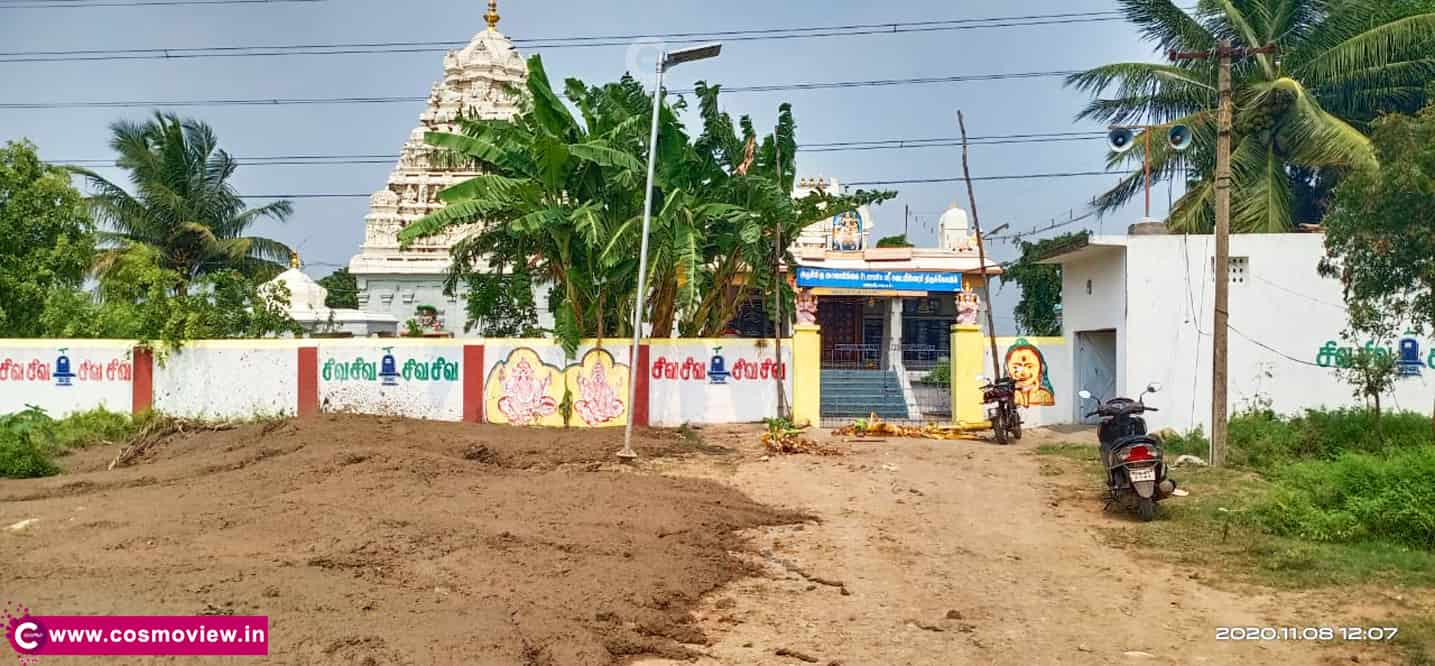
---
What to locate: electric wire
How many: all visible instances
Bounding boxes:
[52,130,1111,166]
[0,0,321,8]
[0,69,1086,110]
[0,9,1135,60]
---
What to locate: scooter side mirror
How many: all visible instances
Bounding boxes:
[1078,389,1093,400]
[977,375,990,385]
[1146,382,1162,394]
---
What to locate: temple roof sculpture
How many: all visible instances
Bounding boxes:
[349,0,526,277]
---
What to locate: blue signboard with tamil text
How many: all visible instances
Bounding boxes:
[795,267,963,293]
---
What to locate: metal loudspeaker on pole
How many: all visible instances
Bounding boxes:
[1104,123,1193,220]
[619,42,723,461]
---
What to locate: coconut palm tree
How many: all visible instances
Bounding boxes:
[1067,0,1435,232]
[75,112,294,293]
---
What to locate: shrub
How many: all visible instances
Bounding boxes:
[1161,408,1432,472]
[0,406,60,478]
[50,407,139,448]
[921,360,950,385]
[1253,446,1435,550]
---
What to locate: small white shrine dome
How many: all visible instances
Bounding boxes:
[265,254,329,311]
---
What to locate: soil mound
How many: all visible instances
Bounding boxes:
[0,415,804,664]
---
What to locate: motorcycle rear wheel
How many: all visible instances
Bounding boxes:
[1009,410,1023,441]
[1136,498,1157,522]
[992,409,1009,445]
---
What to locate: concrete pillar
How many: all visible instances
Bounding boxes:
[792,324,822,427]
[951,324,986,425]
[884,298,904,371]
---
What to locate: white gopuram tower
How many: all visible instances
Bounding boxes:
[348,1,548,334]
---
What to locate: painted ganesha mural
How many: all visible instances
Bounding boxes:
[484,347,630,427]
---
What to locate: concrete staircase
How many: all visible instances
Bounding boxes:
[820,369,910,420]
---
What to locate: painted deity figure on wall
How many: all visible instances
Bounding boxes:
[497,358,557,425]
[796,288,818,325]
[832,211,863,251]
[956,291,981,325]
[574,361,624,425]
[1005,338,1055,407]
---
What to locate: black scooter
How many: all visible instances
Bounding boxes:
[1078,383,1177,521]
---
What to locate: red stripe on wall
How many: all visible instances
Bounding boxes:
[463,345,484,423]
[634,344,651,427]
[131,346,154,415]
[297,347,319,418]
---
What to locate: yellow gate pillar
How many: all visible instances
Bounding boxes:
[792,324,822,428]
[951,324,986,425]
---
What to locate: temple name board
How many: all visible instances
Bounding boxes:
[795,267,963,293]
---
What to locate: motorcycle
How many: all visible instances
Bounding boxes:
[1078,383,1177,521]
[980,375,1022,445]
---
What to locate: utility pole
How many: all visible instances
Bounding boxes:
[957,111,1003,382]
[1170,40,1276,467]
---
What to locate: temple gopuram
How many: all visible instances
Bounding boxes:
[347,1,551,335]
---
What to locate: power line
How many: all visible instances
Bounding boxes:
[0,68,1083,110]
[0,10,1129,61]
[222,169,1130,200]
[848,170,1119,186]
[52,130,1110,166]
[0,0,321,8]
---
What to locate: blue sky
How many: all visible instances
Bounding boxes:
[0,0,1171,333]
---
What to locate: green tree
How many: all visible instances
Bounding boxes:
[876,234,914,248]
[1000,232,1089,337]
[0,141,95,337]
[40,245,299,349]
[1319,102,1435,426]
[1067,0,1435,232]
[317,267,359,309]
[464,271,541,337]
[74,113,295,294]
[401,55,891,351]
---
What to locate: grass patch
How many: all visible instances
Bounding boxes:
[1100,463,1435,588]
[1036,435,1435,589]
[1163,408,1432,472]
[0,406,149,478]
[1394,617,1435,666]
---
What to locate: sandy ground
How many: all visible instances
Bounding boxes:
[0,416,803,665]
[2,417,1426,665]
[633,425,1425,666]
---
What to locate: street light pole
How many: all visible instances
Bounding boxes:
[620,42,722,460]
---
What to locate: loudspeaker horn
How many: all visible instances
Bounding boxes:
[1168,124,1194,151]
[1107,128,1136,153]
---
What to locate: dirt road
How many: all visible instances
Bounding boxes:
[636,426,1412,666]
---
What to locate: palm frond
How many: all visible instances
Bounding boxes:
[1266,78,1376,169]
[1297,12,1435,83]
[1231,139,1293,232]
[1167,179,1215,232]
[1116,0,1217,50]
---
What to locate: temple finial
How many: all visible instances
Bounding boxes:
[484,0,500,31]
[289,251,301,269]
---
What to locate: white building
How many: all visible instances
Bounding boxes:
[347,2,552,335]
[1041,231,1435,433]
[266,257,398,337]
